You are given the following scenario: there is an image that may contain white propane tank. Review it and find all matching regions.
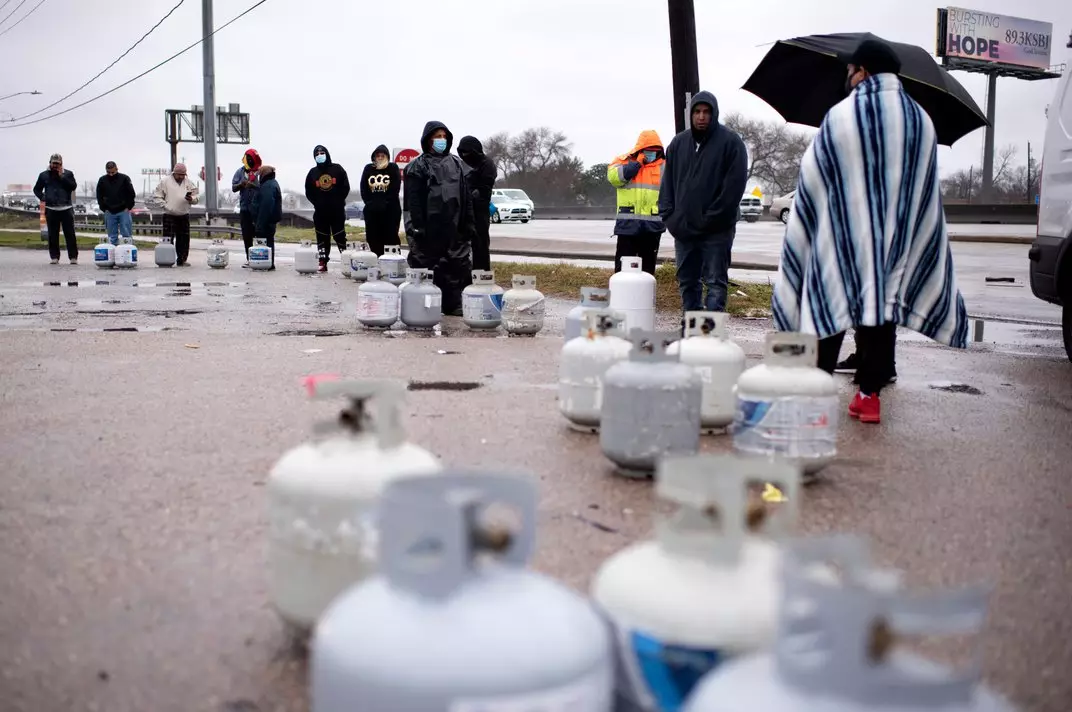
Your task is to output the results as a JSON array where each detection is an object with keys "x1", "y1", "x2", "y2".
[
  {"x1": 295, "y1": 240, "x2": 320, "y2": 274},
  {"x1": 502, "y1": 275, "x2": 545, "y2": 336},
  {"x1": 462, "y1": 270, "x2": 505, "y2": 330},
  {"x1": 93, "y1": 237, "x2": 115, "y2": 269},
  {"x1": 667, "y1": 312, "x2": 747, "y2": 434},
  {"x1": 154, "y1": 237, "x2": 176, "y2": 267},
  {"x1": 207, "y1": 238, "x2": 229, "y2": 269},
  {"x1": 609, "y1": 256, "x2": 656, "y2": 334},
  {"x1": 114, "y1": 237, "x2": 138, "y2": 269},
  {"x1": 565, "y1": 287, "x2": 611, "y2": 342},
  {"x1": 733, "y1": 332, "x2": 838, "y2": 478},
  {"x1": 594, "y1": 454, "x2": 801, "y2": 712},
  {"x1": 378, "y1": 244, "x2": 407, "y2": 286},
  {"x1": 340, "y1": 241, "x2": 356, "y2": 278},
  {"x1": 600, "y1": 330, "x2": 702, "y2": 477},
  {"x1": 357, "y1": 267, "x2": 400, "y2": 328},
  {"x1": 249, "y1": 238, "x2": 273, "y2": 270},
  {"x1": 350, "y1": 242, "x2": 379, "y2": 283},
  {"x1": 311, "y1": 472, "x2": 615, "y2": 712},
  {"x1": 558, "y1": 310, "x2": 632, "y2": 433},
  {"x1": 682, "y1": 536, "x2": 1015, "y2": 712},
  {"x1": 267, "y1": 379, "x2": 442, "y2": 634}
]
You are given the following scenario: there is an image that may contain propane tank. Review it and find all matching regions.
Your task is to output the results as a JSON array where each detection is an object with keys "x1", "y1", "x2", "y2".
[
  {"x1": 340, "y1": 241, "x2": 356, "y2": 279},
  {"x1": 249, "y1": 237, "x2": 273, "y2": 270},
  {"x1": 609, "y1": 256, "x2": 656, "y2": 334},
  {"x1": 502, "y1": 275, "x2": 545, "y2": 336},
  {"x1": 667, "y1": 312, "x2": 747, "y2": 434},
  {"x1": 462, "y1": 270, "x2": 505, "y2": 330},
  {"x1": 206, "y1": 238, "x2": 229, "y2": 269},
  {"x1": 268, "y1": 379, "x2": 442, "y2": 633},
  {"x1": 311, "y1": 472, "x2": 615, "y2": 712},
  {"x1": 295, "y1": 240, "x2": 320, "y2": 274},
  {"x1": 114, "y1": 237, "x2": 138, "y2": 269},
  {"x1": 357, "y1": 267, "x2": 400, "y2": 328},
  {"x1": 558, "y1": 310, "x2": 632, "y2": 433},
  {"x1": 93, "y1": 237, "x2": 115, "y2": 269},
  {"x1": 154, "y1": 237, "x2": 176, "y2": 267},
  {"x1": 349, "y1": 242, "x2": 379, "y2": 283},
  {"x1": 400, "y1": 269, "x2": 443, "y2": 329},
  {"x1": 682, "y1": 536, "x2": 1014, "y2": 712},
  {"x1": 733, "y1": 332, "x2": 838, "y2": 478},
  {"x1": 565, "y1": 287, "x2": 611, "y2": 342},
  {"x1": 600, "y1": 330, "x2": 702, "y2": 477},
  {"x1": 594, "y1": 454, "x2": 801, "y2": 712},
  {"x1": 378, "y1": 244, "x2": 407, "y2": 286}
]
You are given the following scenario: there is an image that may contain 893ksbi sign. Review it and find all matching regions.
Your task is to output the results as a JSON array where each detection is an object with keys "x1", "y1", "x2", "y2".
[{"x1": 938, "y1": 7, "x2": 1054, "y2": 70}]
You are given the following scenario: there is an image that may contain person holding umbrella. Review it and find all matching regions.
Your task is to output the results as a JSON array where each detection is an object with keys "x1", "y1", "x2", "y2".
[{"x1": 771, "y1": 38, "x2": 969, "y2": 425}]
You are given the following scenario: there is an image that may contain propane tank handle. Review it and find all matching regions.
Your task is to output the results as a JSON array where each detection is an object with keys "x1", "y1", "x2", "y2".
[
  {"x1": 626, "y1": 328, "x2": 679, "y2": 363},
  {"x1": 584, "y1": 309, "x2": 626, "y2": 335},
  {"x1": 511, "y1": 275, "x2": 536, "y2": 289},
  {"x1": 355, "y1": 241, "x2": 369, "y2": 252},
  {"x1": 310, "y1": 379, "x2": 407, "y2": 449},
  {"x1": 376, "y1": 472, "x2": 537, "y2": 600},
  {"x1": 682, "y1": 311, "x2": 729, "y2": 339},
  {"x1": 384, "y1": 245, "x2": 402, "y2": 255},
  {"x1": 764, "y1": 332, "x2": 818, "y2": 367},
  {"x1": 579, "y1": 287, "x2": 610, "y2": 307},
  {"x1": 405, "y1": 268, "x2": 421, "y2": 282}
]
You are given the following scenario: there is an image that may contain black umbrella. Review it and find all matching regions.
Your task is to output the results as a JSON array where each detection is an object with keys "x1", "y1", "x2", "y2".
[{"x1": 742, "y1": 32, "x2": 988, "y2": 146}]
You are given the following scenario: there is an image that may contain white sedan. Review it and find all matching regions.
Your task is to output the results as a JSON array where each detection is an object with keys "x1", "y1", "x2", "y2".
[
  {"x1": 771, "y1": 191, "x2": 796, "y2": 224},
  {"x1": 492, "y1": 200, "x2": 531, "y2": 224}
]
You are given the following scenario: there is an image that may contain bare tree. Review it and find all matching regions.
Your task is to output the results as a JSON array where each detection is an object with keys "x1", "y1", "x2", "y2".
[
  {"x1": 992, "y1": 144, "x2": 1018, "y2": 188},
  {"x1": 723, "y1": 113, "x2": 812, "y2": 196}
]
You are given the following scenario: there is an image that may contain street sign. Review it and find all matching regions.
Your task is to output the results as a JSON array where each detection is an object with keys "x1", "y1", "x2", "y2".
[
  {"x1": 392, "y1": 147, "x2": 419, "y2": 167},
  {"x1": 199, "y1": 166, "x2": 222, "y2": 182},
  {"x1": 142, "y1": 168, "x2": 170, "y2": 176}
]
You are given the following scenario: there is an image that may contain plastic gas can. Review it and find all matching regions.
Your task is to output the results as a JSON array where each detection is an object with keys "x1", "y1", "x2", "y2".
[
  {"x1": 295, "y1": 240, "x2": 320, "y2": 274},
  {"x1": 565, "y1": 287, "x2": 611, "y2": 342},
  {"x1": 400, "y1": 269, "x2": 442, "y2": 329},
  {"x1": 378, "y1": 244, "x2": 407, "y2": 286},
  {"x1": 667, "y1": 312, "x2": 746, "y2": 434},
  {"x1": 733, "y1": 333, "x2": 838, "y2": 477},
  {"x1": 502, "y1": 275, "x2": 545, "y2": 335},
  {"x1": 609, "y1": 257, "x2": 656, "y2": 334},
  {"x1": 601, "y1": 330, "x2": 702, "y2": 477},
  {"x1": 683, "y1": 536, "x2": 1015, "y2": 712},
  {"x1": 268, "y1": 379, "x2": 442, "y2": 633},
  {"x1": 249, "y1": 238, "x2": 273, "y2": 270},
  {"x1": 340, "y1": 241, "x2": 356, "y2": 278},
  {"x1": 462, "y1": 270, "x2": 505, "y2": 330},
  {"x1": 357, "y1": 267, "x2": 400, "y2": 328},
  {"x1": 94, "y1": 237, "x2": 115, "y2": 269},
  {"x1": 349, "y1": 242, "x2": 379, "y2": 282},
  {"x1": 154, "y1": 237, "x2": 176, "y2": 267},
  {"x1": 594, "y1": 454, "x2": 800, "y2": 711},
  {"x1": 558, "y1": 310, "x2": 632, "y2": 433},
  {"x1": 114, "y1": 237, "x2": 138, "y2": 269},
  {"x1": 207, "y1": 238, "x2": 229, "y2": 269},
  {"x1": 311, "y1": 472, "x2": 615, "y2": 712}
]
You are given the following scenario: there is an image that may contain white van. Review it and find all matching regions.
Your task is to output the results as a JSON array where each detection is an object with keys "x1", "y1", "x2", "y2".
[{"x1": 1031, "y1": 62, "x2": 1072, "y2": 362}]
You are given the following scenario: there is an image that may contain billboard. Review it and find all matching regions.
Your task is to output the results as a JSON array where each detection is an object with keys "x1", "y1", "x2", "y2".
[{"x1": 939, "y1": 7, "x2": 1054, "y2": 70}]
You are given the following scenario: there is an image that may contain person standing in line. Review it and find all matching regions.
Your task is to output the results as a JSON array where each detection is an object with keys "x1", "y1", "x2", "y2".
[
  {"x1": 658, "y1": 91, "x2": 748, "y2": 313},
  {"x1": 772, "y1": 39, "x2": 967, "y2": 424},
  {"x1": 232, "y1": 148, "x2": 262, "y2": 266},
  {"x1": 33, "y1": 153, "x2": 79, "y2": 265},
  {"x1": 359, "y1": 145, "x2": 402, "y2": 256},
  {"x1": 151, "y1": 163, "x2": 199, "y2": 266},
  {"x1": 457, "y1": 136, "x2": 497, "y2": 271},
  {"x1": 304, "y1": 145, "x2": 350, "y2": 272},
  {"x1": 252, "y1": 164, "x2": 281, "y2": 270},
  {"x1": 96, "y1": 161, "x2": 136, "y2": 247},
  {"x1": 833, "y1": 331, "x2": 898, "y2": 385},
  {"x1": 607, "y1": 130, "x2": 665, "y2": 275}
]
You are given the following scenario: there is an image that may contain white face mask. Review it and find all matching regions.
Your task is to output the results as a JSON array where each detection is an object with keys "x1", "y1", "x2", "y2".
[{"x1": 374, "y1": 158, "x2": 388, "y2": 169}]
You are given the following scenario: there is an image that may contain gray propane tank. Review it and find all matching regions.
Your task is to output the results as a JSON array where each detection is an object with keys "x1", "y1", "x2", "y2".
[
  {"x1": 600, "y1": 330, "x2": 703, "y2": 477},
  {"x1": 733, "y1": 332, "x2": 838, "y2": 478},
  {"x1": 378, "y1": 244, "x2": 407, "y2": 286},
  {"x1": 502, "y1": 275, "x2": 546, "y2": 335},
  {"x1": 682, "y1": 536, "x2": 1015, "y2": 712},
  {"x1": 462, "y1": 270, "x2": 505, "y2": 330},
  {"x1": 154, "y1": 237, "x2": 176, "y2": 267},
  {"x1": 593, "y1": 454, "x2": 801, "y2": 712},
  {"x1": 565, "y1": 287, "x2": 611, "y2": 342},
  {"x1": 400, "y1": 269, "x2": 443, "y2": 329},
  {"x1": 349, "y1": 241, "x2": 379, "y2": 282},
  {"x1": 357, "y1": 267, "x2": 400, "y2": 328},
  {"x1": 312, "y1": 472, "x2": 615, "y2": 712},
  {"x1": 667, "y1": 312, "x2": 747, "y2": 434},
  {"x1": 558, "y1": 310, "x2": 632, "y2": 433},
  {"x1": 206, "y1": 238, "x2": 229, "y2": 269}
]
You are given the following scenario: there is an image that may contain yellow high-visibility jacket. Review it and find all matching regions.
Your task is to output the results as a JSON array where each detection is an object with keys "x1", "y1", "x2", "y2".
[{"x1": 607, "y1": 129, "x2": 665, "y2": 236}]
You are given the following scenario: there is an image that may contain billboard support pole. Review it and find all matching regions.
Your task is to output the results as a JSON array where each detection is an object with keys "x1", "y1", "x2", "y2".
[
  {"x1": 201, "y1": 0, "x2": 218, "y2": 221},
  {"x1": 668, "y1": 0, "x2": 700, "y2": 135},
  {"x1": 980, "y1": 71, "x2": 997, "y2": 200}
]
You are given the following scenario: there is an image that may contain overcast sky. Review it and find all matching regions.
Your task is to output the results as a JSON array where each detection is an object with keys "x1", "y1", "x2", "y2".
[{"x1": 1, "y1": 0, "x2": 1069, "y2": 198}]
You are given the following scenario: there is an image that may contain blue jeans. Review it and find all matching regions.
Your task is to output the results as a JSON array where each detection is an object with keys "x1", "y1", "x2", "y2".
[
  {"x1": 674, "y1": 230, "x2": 735, "y2": 312},
  {"x1": 104, "y1": 210, "x2": 133, "y2": 245}
]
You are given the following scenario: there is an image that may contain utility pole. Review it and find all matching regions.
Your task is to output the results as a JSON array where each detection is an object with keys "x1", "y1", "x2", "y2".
[
  {"x1": 202, "y1": 0, "x2": 218, "y2": 220},
  {"x1": 1026, "y1": 142, "x2": 1032, "y2": 203},
  {"x1": 667, "y1": 0, "x2": 700, "y2": 134}
]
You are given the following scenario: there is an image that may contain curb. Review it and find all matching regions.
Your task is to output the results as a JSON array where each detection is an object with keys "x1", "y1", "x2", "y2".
[{"x1": 949, "y1": 234, "x2": 1034, "y2": 245}]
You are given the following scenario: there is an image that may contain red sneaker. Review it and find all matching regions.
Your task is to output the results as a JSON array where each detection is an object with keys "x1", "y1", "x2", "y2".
[
  {"x1": 854, "y1": 392, "x2": 881, "y2": 424},
  {"x1": 848, "y1": 392, "x2": 863, "y2": 419},
  {"x1": 317, "y1": 258, "x2": 328, "y2": 273}
]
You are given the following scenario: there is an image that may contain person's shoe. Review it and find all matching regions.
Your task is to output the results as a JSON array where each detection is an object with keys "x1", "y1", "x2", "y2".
[
  {"x1": 267, "y1": 265, "x2": 276, "y2": 271},
  {"x1": 318, "y1": 258, "x2": 328, "y2": 273},
  {"x1": 849, "y1": 392, "x2": 881, "y2": 423},
  {"x1": 242, "y1": 263, "x2": 250, "y2": 269},
  {"x1": 177, "y1": 261, "x2": 190, "y2": 267},
  {"x1": 50, "y1": 258, "x2": 59, "y2": 265},
  {"x1": 835, "y1": 352, "x2": 859, "y2": 373},
  {"x1": 69, "y1": 258, "x2": 78, "y2": 265}
]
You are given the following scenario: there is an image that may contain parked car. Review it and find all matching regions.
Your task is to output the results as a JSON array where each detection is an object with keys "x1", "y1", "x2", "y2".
[
  {"x1": 1030, "y1": 62, "x2": 1072, "y2": 362},
  {"x1": 85, "y1": 204, "x2": 101, "y2": 218},
  {"x1": 739, "y1": 194, "x2": 762, "y2": 222},
  {"x1": 130, "y1": 204, "x2": 153, "y2": 223},
  {"x1": 491, "y1": 198, "x2": 532, "y2": 224},
  {"x1": 492, "y1": 189, "x2": 534, "y2": 218},
  {"x1": 345, "y1": 201, "x2": 365, "y2": 220},
  {"x1": 771, "y1": 190, "x2": 796, "y2": 224}
]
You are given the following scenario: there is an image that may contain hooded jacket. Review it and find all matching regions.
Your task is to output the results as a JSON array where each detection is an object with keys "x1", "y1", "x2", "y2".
[
  {"x1": 608, "y1": 130, "x2": 665, "y2": 237},
  {"x1": 359, "y1": 144, "x2": 402, "y2": 215},
  {"x1": 96, "y1": 171, "x2": 136, "y2": 214},
  {"x1": 232, "y1": 148, "x2": 262, "y2": 212},
  {"x1": 657, "y1": 91, "x2": 748, "y2": 240},
  {"x1": 457, "y1": 135, "x2": 497, "y2": 208},
  {"x1": 403, "y1": 120, "x2": 475, "y2": 266},
  {"x1": 304, "y1": 145, "x2": 350, "y2": 213},
  {"x1": 253, "y1": 166, "x2": 282, "y2": 235}
]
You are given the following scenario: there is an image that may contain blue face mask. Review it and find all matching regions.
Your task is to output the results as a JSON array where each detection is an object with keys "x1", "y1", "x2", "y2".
[
  {"x1": 432, "y1": 138, "x2": 448, "y2": 154},
  {"x1": 315, "y1": 154, "x2": 327, "y2": 165},
  {"x1": 644, "y1": 150, "x2": 658, "y2": 162}
]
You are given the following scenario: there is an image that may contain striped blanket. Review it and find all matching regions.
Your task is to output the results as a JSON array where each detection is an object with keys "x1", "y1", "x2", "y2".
[{"x1": 772, "y1": 73, "x2": 969, "y2": 349}]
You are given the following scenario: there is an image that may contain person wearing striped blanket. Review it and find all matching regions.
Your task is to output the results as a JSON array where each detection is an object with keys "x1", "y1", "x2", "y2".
[{"x1": 771, "y1": 39, "x2": 969, "y2": 425}]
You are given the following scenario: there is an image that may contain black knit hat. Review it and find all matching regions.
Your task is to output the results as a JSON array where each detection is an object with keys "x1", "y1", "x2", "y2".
[{"x1": 850, "y1": 39, "x2": 902, "y2": 76}]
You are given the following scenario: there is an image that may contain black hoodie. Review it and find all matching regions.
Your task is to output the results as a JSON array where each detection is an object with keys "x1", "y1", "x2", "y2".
[
  {"x1": 304, "y1": 145, "x2": 350, "y2": 213},
  {"x1": 360, "y1": 144, "x2": 402, "y2": 215},
  {"x1": 457, "y1": 135, "x2": 497, "y2": 208},
  {"x1": 403, "y1": 120, "x2": 475, "y2": 264}
]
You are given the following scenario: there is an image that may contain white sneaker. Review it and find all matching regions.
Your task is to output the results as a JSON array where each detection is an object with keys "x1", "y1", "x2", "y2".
[
  {"x1": 50, "y1": 258, "x2": 59, "y2": 265},
  {"x1": 70, "y1": 258, "x2": 78, "y2": 265}
]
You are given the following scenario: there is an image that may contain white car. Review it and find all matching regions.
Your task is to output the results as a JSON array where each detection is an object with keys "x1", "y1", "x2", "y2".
[
  {"x1": 738, "y1": 194, "x2": 762, "y2": 222},
  {"x1": 492, "y1": 199, "x2": 532, "y2": 224},
  {"x1": 771, "y1": 190, "x2": 796, "y2": 224},
  {"x1": 492, "y1": 188, "x2": 534, "y2": 218}
]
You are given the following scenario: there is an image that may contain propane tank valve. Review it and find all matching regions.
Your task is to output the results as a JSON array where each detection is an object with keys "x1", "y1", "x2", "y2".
[
  {"x1": 472, "y1": 525, "x2": 513, "y2": 553},
  {"x1": 866, "y1": 617, "x2": 896, "y2": 664}
]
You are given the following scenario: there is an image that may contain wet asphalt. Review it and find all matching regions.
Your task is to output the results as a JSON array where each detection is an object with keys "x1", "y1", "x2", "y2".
[{"x1": 0, "y1": 247, "x2": 1070, "y2": 712}]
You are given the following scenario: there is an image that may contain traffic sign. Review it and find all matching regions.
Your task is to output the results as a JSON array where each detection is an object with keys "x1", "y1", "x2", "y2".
[
  {"x1": 392, "y1": 147, "x2": 419, "y2": 166},
  {"x1": 141, "y1": 168, "x2": 170, "y2": 176}
]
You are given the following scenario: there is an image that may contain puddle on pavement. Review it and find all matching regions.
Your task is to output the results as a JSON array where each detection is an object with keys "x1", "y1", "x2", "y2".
[
  {"x1": 928, "y1": 381, "x2": 984, "y2": 395},
  {"x1": 272, "y1": 329, "x2": 349, "y2": 337},
  {"x1": 407, "y1": 381, "x2": 483, "y2": 392}
]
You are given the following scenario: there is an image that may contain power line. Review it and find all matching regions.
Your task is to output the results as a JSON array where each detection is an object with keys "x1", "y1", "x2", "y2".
[
  {"x1": 0, "y1": 0, "x2": 28, "y2": 28},
  {"x1": 0, "y1": 0, "x2": 271, "y2": 129},
  {"x1": 0, "y1": 0, "x2": 48, "y2": 39},
  {"x1": 6, "y1": 0, "x2": 187, "y2": 121}
]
